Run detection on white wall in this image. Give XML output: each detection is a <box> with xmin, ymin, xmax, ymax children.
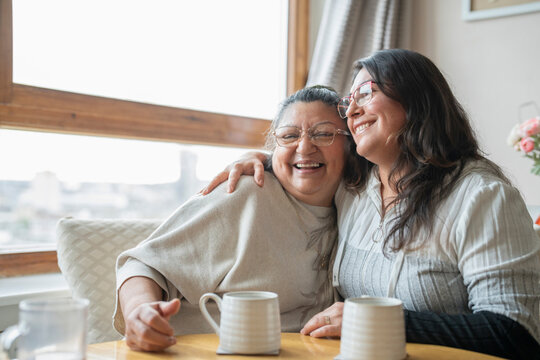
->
<box><xmin>409</xmin><ymin>0</ymin><xmax>540</xmax><ymax>205</ymax></box>
<box><xmin>310</xmin><ymin>0</ymin><xmax>540</xmax><ymax>205</ymax></box>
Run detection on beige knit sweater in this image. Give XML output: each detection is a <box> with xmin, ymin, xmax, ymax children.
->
<box><xmin>113</xmin><ymin>173</ymin><xmax>337</xmax><ymax>336</ymax></box>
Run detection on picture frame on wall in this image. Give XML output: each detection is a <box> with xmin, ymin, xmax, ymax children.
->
<box><xmin>462</xmin><ymin>0</ymin><xmax>540</xmax><ymax>21</ymax></box>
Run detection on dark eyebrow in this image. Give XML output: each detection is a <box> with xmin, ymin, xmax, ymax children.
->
<box><xmin>350</xmin><ymin>79</ymin><xmax>375</xmax><ymax>94</ymax></box>
<box><xmin>312</xmin><ymin>121</ymin><xmax>335</xmax><ymax>126</ymax></box>
<box><xmin>359</xmin><ymin>80</ymin><xmax>374</xmax><ymax>87</ymax></box>
<box><xmin>279</xmin><ymin>120</ymin><xmax>335</xmax><ymax>128</ymax></box>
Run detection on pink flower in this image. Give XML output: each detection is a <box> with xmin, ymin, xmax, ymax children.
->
<box><xmin>519</xmin><ymin>137</ymin><xmax>535</xmax><ymax>153</ymax></box>
<box><xmin>506</xmin><ymin>123</ymin><xmax>522</xmax><ymax>146</ymax></box>
<box><xmin>519</xmin><ymin>116</ymin><xmax>540</xmax><ymax>137</ymax></box>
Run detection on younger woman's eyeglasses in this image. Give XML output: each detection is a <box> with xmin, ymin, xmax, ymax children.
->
<box><xmin>337</xmin><ymin>80</ymin><xmax>377</xmax><ymax>119</ymax></box>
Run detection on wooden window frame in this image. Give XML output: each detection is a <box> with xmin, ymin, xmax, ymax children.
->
<box><xmin>0</xmin><ymin>0</ymin><xmax>309</xmax><ymax>277</ymax></box>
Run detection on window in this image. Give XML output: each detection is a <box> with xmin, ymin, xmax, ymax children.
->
<box><xmin>0</xmin><ymin>0</ymin><xmax>309</xmax><ymax>276</ymax></box>
<box><xmin>0</xmin><ymin>129</ymin><xmax>254</xmax><ymax>251</ymax></box>
<box><xmin>13</xmin><ymin>0</ymin><xmax>287</xmax><ymax>119</ymax></box>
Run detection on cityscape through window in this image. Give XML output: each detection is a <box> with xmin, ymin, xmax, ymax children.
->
<box><xmin>0</xmin><ymin>130</ymin><xmax>255</xmax><ymax>251</ymax></box>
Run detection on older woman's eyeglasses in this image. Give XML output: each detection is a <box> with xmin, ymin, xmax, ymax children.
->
<box><xmin>337</xmin><ymin>80</ymin><xmax>377</xmax><ymax>119</ymax></box>
<box><xmin>273</xmin><ymin>123</ymin><xmax>350</xmax><ymax>147</ymax></box>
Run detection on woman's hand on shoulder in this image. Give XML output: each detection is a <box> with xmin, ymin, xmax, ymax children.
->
<box><xmin>124</xmin><ymin>299</ymin><xmax>181</xmax><ymax>352</ymax></box>
<box><xmin>300</xmin><ymin>302</ymin><xmax>344</xmax><ymax>338</ymax></box>
<box><xmin>199</xmin><ymin>151</ymin><xmax>270</xmax><ymax>195</ymax></box>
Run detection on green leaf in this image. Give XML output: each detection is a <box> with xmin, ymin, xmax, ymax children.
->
<box><xmin>531</xmin><ymin>163</ymin><xmax>540</xmax><ymax>176</ymax></box>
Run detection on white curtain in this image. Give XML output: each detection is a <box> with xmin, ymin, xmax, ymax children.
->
<box><xmin>306</xmin><ymin>0</ymin><xmax>403</xmax><ymax>95</ymax></box>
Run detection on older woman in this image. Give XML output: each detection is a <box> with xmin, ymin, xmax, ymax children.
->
<box><xmin>203</xmin><ymin>49</ymin><xmax>540</xmax><ymax>359</ymax></box>
<box><xmin>113</xmin><ymin>85</ymin><xmax>363</xmax><ymax>352</ymax></box>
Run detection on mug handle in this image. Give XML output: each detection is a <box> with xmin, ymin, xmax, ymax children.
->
<box><xmin>0</xmin><ymin>325</ymin><xmax>21</xmax><ymax>359</ymax></box>
<box><xmin>199</xmin><ymin>293</ymin><xmax>222</xmax><ymax>335</ymax></box>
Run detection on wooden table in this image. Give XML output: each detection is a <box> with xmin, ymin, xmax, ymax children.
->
<box><xmin>86</xmin><ymin>333</ymin><xmax>505</xmax><ymax>359</ymax></box>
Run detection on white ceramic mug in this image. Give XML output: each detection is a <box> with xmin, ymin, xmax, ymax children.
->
<box><xmin>338</xmin><ymin>297</ymin><xmax>406</xmax><ymax>360</ymax></box>
<box><xmin>199</xmin><ymin>291</ymin><xmax>281</xmax><ymax>354</ymax></box>
<box><xmin>0</xmin><ymin>297</ymin><xmax>89</xmax><ymax>360</ymax></box>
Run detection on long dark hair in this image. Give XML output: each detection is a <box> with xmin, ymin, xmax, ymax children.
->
<box><xmin>352</xmin><ymin>49</ymin><xmax>508</xmax><ymax>251</ymax></box>
<box><xmin>265</xmin><ymin>85</ymin><xmax>366</xmax><ymax>188</ymax></box>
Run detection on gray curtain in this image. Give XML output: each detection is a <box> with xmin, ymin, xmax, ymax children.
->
<box><xmin>306</xmin><ymin>0</ymin><xmax>403</xmax><ymax>95</ymax></box>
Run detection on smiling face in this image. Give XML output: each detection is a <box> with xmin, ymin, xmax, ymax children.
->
<box><xmin>346</xmin><ymin>68</ymin><xmax>407</xmax><ymax>169</ymax></box>
<box><xmin>271</xmin><ymin>101</ymin><xmax>347</xmax><ymax>207</ymax></box>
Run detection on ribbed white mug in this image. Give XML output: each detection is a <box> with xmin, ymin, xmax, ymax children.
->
<box><xmin>338</xmin><ymin>297</ymin><xmax>406</xmax><ymax>360</ymax></box>
<box><xmin>199</xmin><ymin>291</ymin><xmax>281</xmax><ymax>354</ymax></box>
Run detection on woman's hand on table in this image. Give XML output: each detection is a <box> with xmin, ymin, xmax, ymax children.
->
<box><xmin>199</xmin><ymin>151</ymin><xmax>269</xmax><ymax>194</ymax></box>
<box><xmin>301</xmin><ymin>302</ymin><xmax>344</xmax><ymax>338</ymax></box>
<box><xmin>124</xmin><ymin>299</ymin><xmax>181</xmax><ymax>352</ymax></box>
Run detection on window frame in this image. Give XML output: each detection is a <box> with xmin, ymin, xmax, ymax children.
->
<box><xmin>0</xmin><ymin>0</ymin><xmax>309</xmax><ymax>276</ymax></box>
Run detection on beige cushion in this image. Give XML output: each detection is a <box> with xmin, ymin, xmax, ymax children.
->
<box><xmin>56</xmin><ymin>217</ymin><xmax>161</xmax><ymax>344</ymax></box>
